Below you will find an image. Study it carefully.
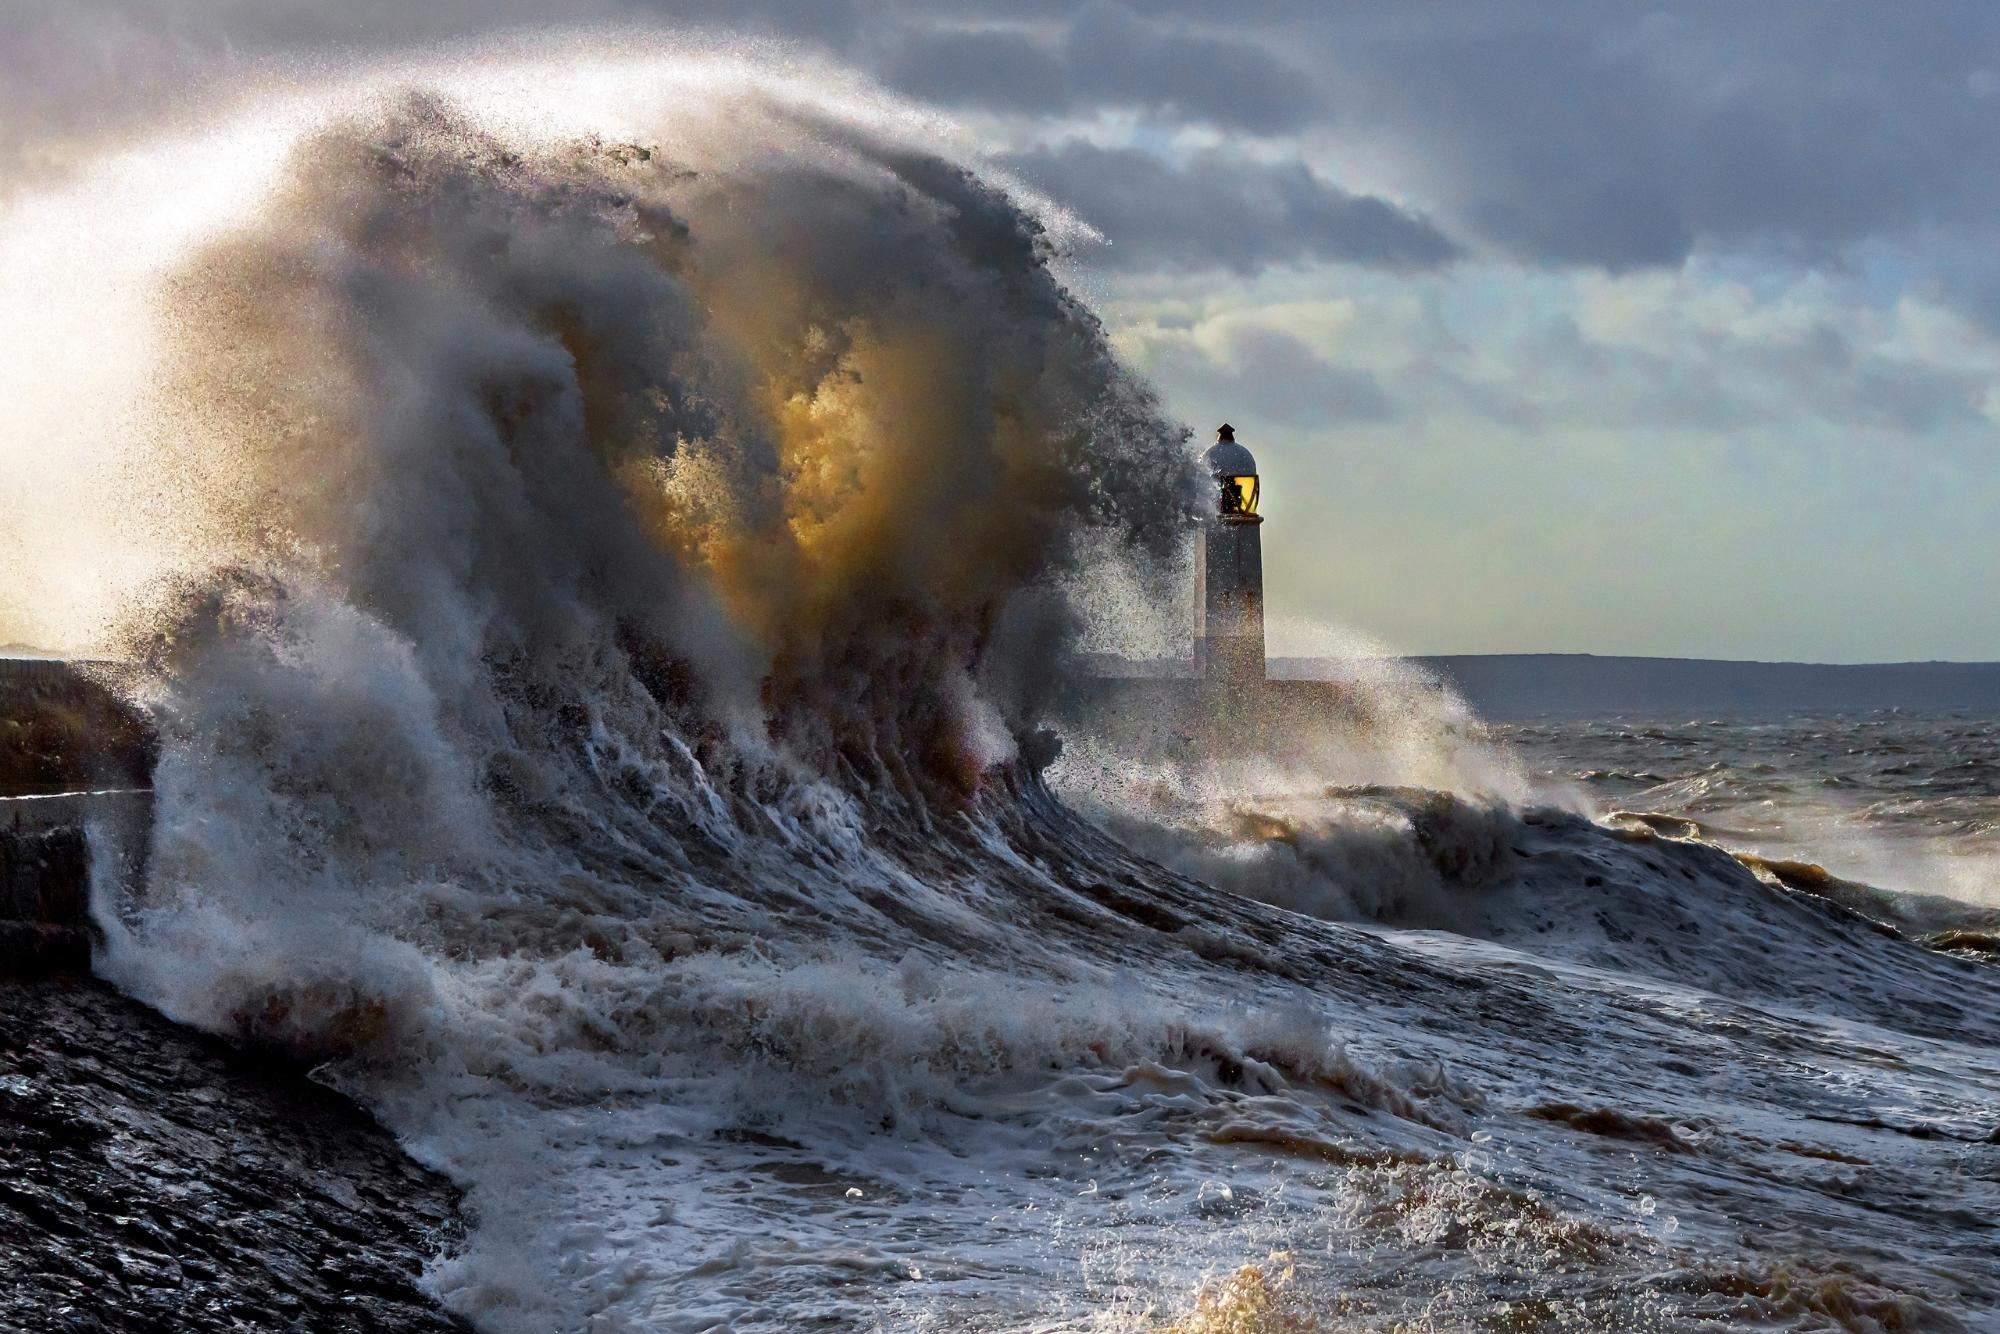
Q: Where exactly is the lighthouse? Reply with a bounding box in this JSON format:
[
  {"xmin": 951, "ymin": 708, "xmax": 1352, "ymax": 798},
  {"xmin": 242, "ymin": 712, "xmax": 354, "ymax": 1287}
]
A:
[{"xmin": 1193, "ymin": 424, "xmax": 1265, "ymax": 684}]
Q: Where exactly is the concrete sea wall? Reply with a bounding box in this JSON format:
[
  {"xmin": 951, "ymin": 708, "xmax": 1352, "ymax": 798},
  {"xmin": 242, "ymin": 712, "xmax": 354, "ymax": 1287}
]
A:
[{"xmin": 0, "ymin": 658, "xmax": 154, "ymax": 975}]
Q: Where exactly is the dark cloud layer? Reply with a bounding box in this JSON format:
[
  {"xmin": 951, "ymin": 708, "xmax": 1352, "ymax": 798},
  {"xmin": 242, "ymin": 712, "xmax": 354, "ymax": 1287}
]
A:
[
  {"xmin": 889, "ymin": 2, "xmax": 2000, "ymax": 281},
  {"xmin": 1001, "ymin": 141, "xmax": 1457, "ymax": 274},
  {"xmin": 879, "ymin": 2, "xmax": 1320, "ymax": 134},
  {"xmin": 7, "ymin": 1, "xmax": 2000, "ymax": 285},
  {"xmin": 1334, "ymin": 6, "xmax": 2000, "ymax": 271}
]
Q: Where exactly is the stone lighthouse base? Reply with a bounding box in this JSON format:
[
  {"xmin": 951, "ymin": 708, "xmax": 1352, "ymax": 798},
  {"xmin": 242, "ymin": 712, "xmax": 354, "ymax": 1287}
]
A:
[{"xmin": 1059, "ymin": 670, "xmax": 1363, "ymax": 767}]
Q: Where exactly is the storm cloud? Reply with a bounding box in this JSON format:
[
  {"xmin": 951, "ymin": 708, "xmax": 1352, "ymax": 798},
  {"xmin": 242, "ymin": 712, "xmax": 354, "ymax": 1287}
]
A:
[
  {"xmin": 1321, "ymin": 5, "xmax": 2000, "ymax": 271},
  {"xmin": 887, "ymin": 2, "xmax": 2000, "ymax": 279},
  {"xmin": 12, "ymin": 1, "xmax": 2000, "ymax": 278},
  {"xmin": 882, "ymin": 3, "xmax": 1321, "ymax": 134},
  {"xmin": 1001, "ymin": 141, "xmax": 1457, "ymax": 274}
]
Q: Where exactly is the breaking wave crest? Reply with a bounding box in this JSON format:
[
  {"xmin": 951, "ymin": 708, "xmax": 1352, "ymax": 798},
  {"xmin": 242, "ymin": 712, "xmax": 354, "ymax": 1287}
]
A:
[{"xmin": 81, "ymin": 61, "xmax": 1203, "ymax": 1042}]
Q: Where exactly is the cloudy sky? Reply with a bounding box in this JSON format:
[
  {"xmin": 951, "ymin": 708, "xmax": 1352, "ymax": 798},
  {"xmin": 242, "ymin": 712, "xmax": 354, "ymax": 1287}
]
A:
[{"xmin": 12, "ymin": 1, "xmax": 2000, "ymax": 661}]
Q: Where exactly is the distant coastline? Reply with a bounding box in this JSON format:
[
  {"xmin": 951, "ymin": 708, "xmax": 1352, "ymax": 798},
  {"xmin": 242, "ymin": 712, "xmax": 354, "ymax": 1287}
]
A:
[
  {"xmin": 1272, "ymin": 654, "xmax": 2000, "ymax": 718},
  {"xmin": 20, "ymin": 647, "xmax": 2000, "ymax": 721}
]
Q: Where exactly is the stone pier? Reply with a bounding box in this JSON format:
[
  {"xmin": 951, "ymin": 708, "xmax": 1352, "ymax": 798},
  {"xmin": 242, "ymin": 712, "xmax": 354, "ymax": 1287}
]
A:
[{"xmin": 0, "ymin": 658, "xmax": 155, "ymax": 974}]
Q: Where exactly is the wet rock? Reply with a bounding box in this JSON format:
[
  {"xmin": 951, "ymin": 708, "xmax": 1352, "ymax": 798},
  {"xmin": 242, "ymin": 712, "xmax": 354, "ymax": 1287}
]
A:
[
  {"xmin": 0, "ymin": 658, "xmax": 155, "ymax": 798},
  {"xmin": 0, "ymin": 976, "xmax": 468, "ymax": 1332},
  {"xmin": 0, "ymin": 825, "xmax": 95, "ymax": 976}
]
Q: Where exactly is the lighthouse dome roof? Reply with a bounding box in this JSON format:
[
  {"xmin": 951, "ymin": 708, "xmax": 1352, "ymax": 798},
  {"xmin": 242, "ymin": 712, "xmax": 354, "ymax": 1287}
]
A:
[{"xmin": 1202, "ymin": 437, "xmax": 1257, "ymax": 477}]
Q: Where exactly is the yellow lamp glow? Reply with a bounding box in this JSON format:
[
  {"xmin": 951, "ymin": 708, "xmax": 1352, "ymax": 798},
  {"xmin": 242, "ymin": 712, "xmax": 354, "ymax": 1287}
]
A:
[{"xmin": 1221, "ymin": 474, "xmax": 1259, "ymax": 517}]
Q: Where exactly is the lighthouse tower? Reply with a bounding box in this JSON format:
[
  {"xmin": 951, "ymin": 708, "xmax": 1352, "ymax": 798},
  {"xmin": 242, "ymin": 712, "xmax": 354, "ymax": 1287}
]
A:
[{"xmin": 1193, "ymin": 424, "xmax": 1265, "ymax": 684}]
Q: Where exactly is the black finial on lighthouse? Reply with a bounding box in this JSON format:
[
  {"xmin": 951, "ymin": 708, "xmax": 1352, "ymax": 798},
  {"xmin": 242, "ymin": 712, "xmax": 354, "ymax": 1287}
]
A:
[{"xmin": 1217, "ymin": 423, "xmax": 1235, "ymax": 442}]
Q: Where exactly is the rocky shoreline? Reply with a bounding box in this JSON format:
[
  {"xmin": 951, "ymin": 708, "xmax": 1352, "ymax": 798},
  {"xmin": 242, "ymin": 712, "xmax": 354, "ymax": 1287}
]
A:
[
  {"xmin": 3, "ymin": 681, "xmax": 472, "ymax": 1333},
  {"xmin": 1, "ymin": 972, "xmax": 472, "ymax": 1333}
]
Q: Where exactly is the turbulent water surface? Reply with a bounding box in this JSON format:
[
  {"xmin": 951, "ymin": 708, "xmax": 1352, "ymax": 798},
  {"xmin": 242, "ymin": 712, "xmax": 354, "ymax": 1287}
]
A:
[{"xmin": 3, "ymin": 39, "xmax": 1996, "ymax": 1334}]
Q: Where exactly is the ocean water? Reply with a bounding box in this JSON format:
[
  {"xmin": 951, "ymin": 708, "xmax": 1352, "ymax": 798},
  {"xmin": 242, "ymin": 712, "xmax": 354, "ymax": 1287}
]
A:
[
  {"xmin": 1504, "ymin": 712, "xmax": 2000, "ymax": 934},
  {"xmin": 4, "ymin": 39, "xmax": 1996, "ymax": 1333}
]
